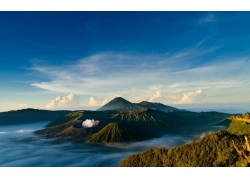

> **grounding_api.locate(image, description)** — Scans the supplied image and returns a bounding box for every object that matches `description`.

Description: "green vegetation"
[85,122,152,143]
[119,112,250,167]
[119,130,249,167]
[0,108,71,126]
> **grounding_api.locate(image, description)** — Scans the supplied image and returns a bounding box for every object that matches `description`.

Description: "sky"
[1,11,250,113]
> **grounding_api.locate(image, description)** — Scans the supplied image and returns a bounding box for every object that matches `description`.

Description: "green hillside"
[0,108,71,126]
[85,122,152,143]
[119,130,249,167]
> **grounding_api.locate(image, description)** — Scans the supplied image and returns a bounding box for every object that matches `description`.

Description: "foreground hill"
[0,108,71,126]
[85,122,152,143]
[118,112,250,167]
[97,97,182,112]
[119,130,249,167]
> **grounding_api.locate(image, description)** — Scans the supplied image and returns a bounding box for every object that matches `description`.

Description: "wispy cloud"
[198,14,217,24]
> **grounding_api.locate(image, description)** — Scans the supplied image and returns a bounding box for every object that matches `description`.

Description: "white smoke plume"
[82,119,95,128]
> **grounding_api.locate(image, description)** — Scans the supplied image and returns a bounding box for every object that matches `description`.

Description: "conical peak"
[105,97,131,105]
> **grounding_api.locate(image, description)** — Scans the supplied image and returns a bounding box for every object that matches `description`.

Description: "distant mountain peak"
[97,97,132,111]
[111,97,131,103]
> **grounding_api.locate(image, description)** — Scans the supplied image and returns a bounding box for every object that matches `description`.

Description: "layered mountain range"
[35,97,233,143]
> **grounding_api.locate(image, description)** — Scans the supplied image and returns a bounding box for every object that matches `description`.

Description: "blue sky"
[1,11,250,113]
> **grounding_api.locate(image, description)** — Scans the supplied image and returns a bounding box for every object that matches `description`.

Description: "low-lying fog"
[0,122,227,167]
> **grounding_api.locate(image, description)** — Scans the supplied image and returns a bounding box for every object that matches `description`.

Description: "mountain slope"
[86,122,152,143]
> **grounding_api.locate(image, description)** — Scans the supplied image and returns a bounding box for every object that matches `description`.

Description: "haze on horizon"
[1,12,250,113]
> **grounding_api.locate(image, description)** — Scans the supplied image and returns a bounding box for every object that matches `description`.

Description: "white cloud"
[101,99,108,106]
[46,93,80,109]
[149,90,163,102]
[88,96,108,107]
[175,89,204,104]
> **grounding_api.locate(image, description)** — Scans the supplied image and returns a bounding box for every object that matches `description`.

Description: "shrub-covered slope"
[119,130,249,167]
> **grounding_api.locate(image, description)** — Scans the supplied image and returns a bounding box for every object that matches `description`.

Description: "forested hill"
[0,108,71,126]
[118,130,250,167]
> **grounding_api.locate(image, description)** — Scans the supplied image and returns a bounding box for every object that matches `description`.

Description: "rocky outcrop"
[232,112,250,123]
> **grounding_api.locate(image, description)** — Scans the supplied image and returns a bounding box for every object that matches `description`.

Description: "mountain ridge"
[97,97,182,112]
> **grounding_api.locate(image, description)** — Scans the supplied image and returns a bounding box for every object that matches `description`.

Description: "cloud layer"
[30,51,250,106]
[46,93,80,109]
